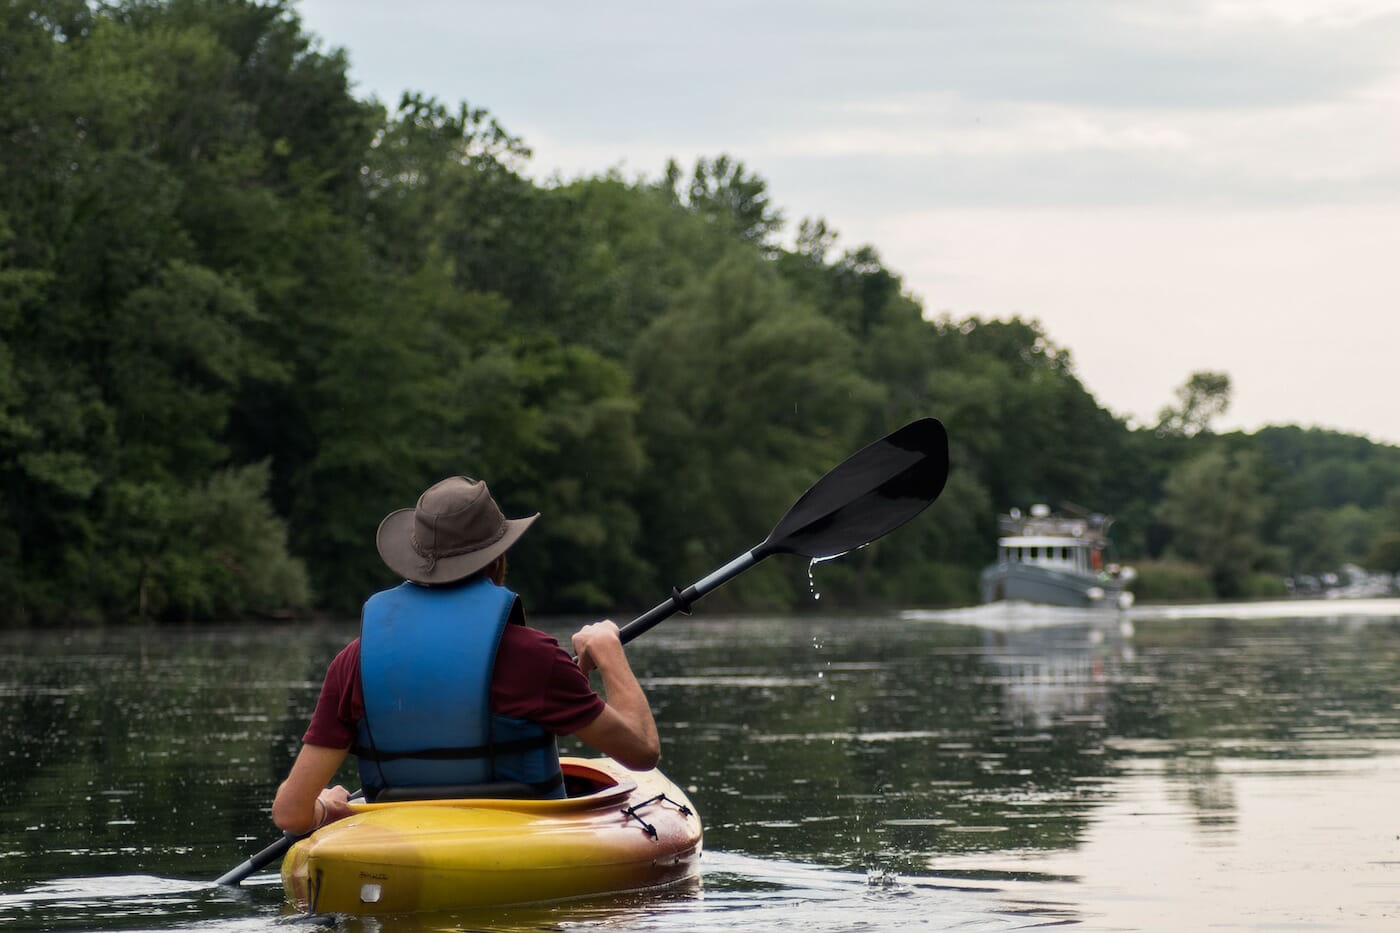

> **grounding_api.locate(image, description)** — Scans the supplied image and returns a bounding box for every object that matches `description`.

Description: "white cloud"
[766,62,1400,193]
[1202,0,1400,27]
[774,96,1192,160]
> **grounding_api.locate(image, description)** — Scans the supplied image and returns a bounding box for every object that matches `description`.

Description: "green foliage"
[447,335,648,612]
[666,155,784,247]
[99,462,311,621]
[1255,425,1400,511]
[1156,370,1231,438]
[1365,533,1400,574]
[0,0,334,622]
[1156,448,1272,598]
[1240,573,1289,600]
[1130,559,1216,602]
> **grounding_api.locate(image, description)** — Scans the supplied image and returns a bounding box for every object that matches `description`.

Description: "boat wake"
[901,601,1131,632]
[905,596,1400,630]
[1123,596,1400,622]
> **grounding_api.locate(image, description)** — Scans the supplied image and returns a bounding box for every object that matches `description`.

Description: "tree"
[794,218,838,265]
[666,155,784,248]
[1157,370,1231,438]
[99,461,310,620]
[1156,447,1271,597]
[1365,533,1400,575]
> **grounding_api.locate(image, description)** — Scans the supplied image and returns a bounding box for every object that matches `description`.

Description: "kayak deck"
[281,757,702,915]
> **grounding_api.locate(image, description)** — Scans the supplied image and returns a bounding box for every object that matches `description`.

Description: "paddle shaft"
[617,551,757,646]
[216,788,366,886]
[215,832,297,886]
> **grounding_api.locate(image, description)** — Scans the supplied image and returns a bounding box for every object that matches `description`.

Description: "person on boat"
[271,476,660,835]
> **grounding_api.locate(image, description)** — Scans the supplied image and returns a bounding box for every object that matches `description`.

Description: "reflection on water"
[975,616,1134,731]
[2,602,1400,930]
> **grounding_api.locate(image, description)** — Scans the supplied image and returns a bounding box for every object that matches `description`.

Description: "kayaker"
[271,476,660,835]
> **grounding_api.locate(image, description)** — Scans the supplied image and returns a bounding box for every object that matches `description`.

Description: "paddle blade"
[757,418,949,560]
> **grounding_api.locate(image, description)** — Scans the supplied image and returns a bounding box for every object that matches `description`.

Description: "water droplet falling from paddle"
[807,545,871,602]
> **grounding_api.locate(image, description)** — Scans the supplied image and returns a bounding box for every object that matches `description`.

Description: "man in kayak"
[271,476,660,835]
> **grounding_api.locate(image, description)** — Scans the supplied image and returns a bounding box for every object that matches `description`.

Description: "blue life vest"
[353,579,564,800]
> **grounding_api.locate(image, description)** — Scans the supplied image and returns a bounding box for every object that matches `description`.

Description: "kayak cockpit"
[350,758,637,814]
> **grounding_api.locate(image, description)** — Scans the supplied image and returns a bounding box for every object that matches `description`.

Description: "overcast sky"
[295,0,1400,445]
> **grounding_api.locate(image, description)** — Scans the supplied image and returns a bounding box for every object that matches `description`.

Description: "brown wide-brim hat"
[376,476,538,585]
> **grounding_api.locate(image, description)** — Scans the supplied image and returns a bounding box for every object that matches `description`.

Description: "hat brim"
[376,509,538,585]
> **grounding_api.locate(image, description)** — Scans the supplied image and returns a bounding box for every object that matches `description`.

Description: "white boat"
[980,504,1135,610]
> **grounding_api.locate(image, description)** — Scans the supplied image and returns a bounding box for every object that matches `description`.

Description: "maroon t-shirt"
[302,623,606,749]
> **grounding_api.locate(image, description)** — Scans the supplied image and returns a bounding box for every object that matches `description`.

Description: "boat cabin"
[994,535,1103,576]
[993,504,1112,577]
[996,535,1103,571]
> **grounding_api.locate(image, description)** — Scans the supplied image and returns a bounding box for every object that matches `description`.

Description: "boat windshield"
[1000,539,1093,573]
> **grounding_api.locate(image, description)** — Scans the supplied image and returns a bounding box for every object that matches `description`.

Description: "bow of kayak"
[281,757,702,915]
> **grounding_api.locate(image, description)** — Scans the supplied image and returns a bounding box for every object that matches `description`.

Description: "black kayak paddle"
[617,416,949,645]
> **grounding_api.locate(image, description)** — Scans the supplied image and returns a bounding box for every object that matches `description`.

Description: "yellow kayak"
[281,757,702,915]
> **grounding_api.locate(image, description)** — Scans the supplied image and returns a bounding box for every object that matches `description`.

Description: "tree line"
[4,0,1400,625]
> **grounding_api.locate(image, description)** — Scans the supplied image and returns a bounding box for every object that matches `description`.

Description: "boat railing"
[998,509,1113,549]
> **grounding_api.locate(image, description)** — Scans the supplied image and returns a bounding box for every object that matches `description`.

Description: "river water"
[2,599,1398,931]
